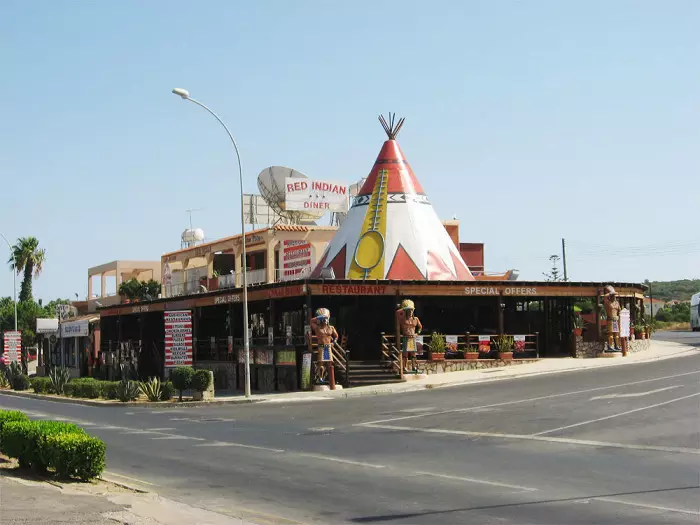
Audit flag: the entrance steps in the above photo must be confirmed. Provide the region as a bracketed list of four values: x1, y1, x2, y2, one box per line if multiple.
[348, 360, 402, 387]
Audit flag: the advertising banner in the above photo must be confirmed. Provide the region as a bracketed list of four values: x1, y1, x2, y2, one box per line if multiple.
[164, 310, 193, 367]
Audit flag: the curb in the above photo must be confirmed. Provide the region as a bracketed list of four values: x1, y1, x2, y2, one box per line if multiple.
[0, 390, 261, 408]
[100, 474, 150, 494]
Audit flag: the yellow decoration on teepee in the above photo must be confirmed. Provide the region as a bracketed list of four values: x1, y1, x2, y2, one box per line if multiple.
[349, 169, 389, 279]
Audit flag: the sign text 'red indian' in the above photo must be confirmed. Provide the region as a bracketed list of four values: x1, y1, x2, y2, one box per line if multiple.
[285, 178, 349, 212]
[321, 284, 387, 295]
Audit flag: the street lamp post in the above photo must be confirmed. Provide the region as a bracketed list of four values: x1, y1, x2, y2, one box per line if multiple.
[171, 88, 251, 398]
[0, 233, 18, 331]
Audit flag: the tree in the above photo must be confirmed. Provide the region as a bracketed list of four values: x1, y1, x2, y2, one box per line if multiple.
[8, 237, 46, 302]
[543, 254, 563, 282]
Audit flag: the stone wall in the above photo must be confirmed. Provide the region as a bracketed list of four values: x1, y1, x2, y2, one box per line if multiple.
[575, 336, 652, 358]
[414, 358, 539, 375]
[195, 361, 236, 391]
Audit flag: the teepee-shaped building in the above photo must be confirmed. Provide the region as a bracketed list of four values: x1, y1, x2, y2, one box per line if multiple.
[313, 114, 474, 281]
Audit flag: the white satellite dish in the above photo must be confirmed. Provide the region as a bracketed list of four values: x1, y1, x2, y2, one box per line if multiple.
[257, 166, 325, 223]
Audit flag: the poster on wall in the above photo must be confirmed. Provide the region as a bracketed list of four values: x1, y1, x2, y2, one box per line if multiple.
[284, 178, 349, 213]
[478, 335, 491, 352]
[620, 308, 630, 338]
[164, 311, 193, 368]
[280, 240, 315, 281]
[1, 331, 21, 365]
[415, 335, 424, 355]
[445, 335, 459, 352]
[514, 334, 526, 352]
[301, 352, 312, 390]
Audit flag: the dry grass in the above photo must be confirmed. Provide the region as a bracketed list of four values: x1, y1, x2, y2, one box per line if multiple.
[656, 322, 691, 331]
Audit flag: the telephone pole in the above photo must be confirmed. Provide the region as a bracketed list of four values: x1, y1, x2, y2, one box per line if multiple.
[561, 238, 568, 282]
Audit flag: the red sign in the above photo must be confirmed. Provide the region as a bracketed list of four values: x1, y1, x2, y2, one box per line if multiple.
[280, 240, 313, 281]
[320, 284, 388, 295]
[164, 311, 193, 367]
[2, 331, 21, 365]
[268, 284, 305, 299]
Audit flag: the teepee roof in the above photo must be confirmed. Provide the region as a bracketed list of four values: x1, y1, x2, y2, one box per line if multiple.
[313, 114, 474, 282]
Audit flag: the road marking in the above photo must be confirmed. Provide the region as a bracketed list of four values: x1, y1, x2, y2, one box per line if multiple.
[590, 385, 682, 400]
[399, 407, 436, 413]
[308, 427, 335, 432]
[595, 497, 700, 516]
[363, 423, 700, 455]
[298, 453, 386, 469]
[104, 471, 156, 486]
[414, 471, 538, 492]
[194, 442, 285, 453]
[151, 435, 205, 441]
[355, 371, 700, 426]
[95, 425, 128, 430]
[121, 430, 158, 435]
[534, 392, 700, 436]
[146, 427, 175, 431]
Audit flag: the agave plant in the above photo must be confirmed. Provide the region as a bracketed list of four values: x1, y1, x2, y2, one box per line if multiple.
[49, 367, 71, 395]
[139, 377, 163, 402]
[116, 379, 141, 402]
[0, 367, 9, 388]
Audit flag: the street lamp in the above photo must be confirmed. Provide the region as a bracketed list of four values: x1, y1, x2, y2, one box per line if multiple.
[171, 88, 251, 398]
[0, 233, 18, 331]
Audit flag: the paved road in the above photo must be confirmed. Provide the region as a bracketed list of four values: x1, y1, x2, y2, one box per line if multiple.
[2, 346, 699, 524]
[655, 330, 699, 348]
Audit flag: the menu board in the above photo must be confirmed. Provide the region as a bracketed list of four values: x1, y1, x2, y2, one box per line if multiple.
[2, 331, 21, 365]
[164, 311, 193, 367]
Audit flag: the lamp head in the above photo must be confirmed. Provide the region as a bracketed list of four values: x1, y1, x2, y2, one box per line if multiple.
[172, 88, 190, 99]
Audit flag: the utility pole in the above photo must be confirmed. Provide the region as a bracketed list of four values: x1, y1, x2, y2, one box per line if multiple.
[561, 238, 568, 282]
[648, 280, 653, 320]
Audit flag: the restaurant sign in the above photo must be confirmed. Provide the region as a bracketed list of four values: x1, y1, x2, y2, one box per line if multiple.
[320, 284, 388, 295]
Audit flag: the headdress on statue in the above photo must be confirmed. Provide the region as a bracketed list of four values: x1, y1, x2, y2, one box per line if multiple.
[400, 299, 415, 311]
[605, 285, 617, 296]
[316, 308, 330, 320]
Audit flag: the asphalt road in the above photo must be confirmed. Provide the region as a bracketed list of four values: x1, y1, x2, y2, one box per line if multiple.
[1, 340, 699, 525]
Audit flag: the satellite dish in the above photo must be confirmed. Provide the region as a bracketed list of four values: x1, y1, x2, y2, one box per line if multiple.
[257, 166, 325, 223]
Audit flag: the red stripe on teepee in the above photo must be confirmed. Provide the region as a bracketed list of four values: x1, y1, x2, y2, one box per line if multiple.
[327, 245, 347, 279]
[450, 251, 475, 281]
[427, 251, 456, 281]
[387, 245, 425, 280]
[357, 141, 425, 197]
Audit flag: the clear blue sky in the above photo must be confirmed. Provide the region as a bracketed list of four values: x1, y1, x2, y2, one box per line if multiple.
[1, 0, 698, 301]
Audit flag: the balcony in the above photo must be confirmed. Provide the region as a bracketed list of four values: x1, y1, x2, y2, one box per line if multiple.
[275, 267, 312, 282]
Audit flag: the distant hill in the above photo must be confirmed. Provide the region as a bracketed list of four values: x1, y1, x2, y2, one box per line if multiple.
[647, 279, 700, 302]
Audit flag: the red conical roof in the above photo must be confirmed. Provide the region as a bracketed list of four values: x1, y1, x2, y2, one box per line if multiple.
[357, 140, 425, 197]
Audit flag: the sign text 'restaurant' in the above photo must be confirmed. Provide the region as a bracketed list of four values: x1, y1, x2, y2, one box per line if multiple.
[321, 284, 387, 295]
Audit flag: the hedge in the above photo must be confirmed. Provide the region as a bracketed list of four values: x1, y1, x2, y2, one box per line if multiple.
[30, 377, 52, 394]
[68, 378, 102, 399]
[0, 414, 105, 480]
[191, 369, 212, 392]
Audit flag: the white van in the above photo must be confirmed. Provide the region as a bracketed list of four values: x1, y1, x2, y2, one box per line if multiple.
[691, 292, 700, 331]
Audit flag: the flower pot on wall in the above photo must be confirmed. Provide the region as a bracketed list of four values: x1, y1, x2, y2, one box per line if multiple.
[429, 352, 445, 361]
[465, 352, 479, 361]
[573, 328, 583, 337]
[497, 351, 513, 360]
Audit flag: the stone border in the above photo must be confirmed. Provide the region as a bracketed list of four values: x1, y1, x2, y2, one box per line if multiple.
[0, 389, 259, 408]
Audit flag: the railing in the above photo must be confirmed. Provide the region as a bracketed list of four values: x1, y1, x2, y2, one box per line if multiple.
[380, 333, 403, 379]
[237, 268, 267, 286]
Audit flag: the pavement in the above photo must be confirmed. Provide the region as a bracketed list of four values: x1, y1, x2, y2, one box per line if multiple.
[0, 333, 698, 524]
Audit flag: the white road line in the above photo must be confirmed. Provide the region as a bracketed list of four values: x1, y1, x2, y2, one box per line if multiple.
[399, 407, 436, 413]
[534, 392, 700, 436]
[194, 442, 285, 453]
[104, 471, 156, 486]
[146, 427, 176, 431]
[414, 471, 538, 492]
[95, 425, 128, 430]
[120, 430, 158, 435]
[308, 427, 335, 432]
[355, 371, 700, 426]
[151, 435, 205, 441]
[590, 385, 682, 400]
[298, 453, 386, 469]
[363, 423, 700, 455]
[595, 497, 700, 516]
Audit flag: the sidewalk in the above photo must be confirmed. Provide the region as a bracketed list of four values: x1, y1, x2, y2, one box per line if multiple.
[228, 338, 700, 403]
[0, 468, 255, 525]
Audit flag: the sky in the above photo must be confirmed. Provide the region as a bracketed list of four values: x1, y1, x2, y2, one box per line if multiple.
[1, 0, 698, 302]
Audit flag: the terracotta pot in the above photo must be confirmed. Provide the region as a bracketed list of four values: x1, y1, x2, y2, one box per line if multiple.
[465, 352, 479, 361]
[573, 328, 583, 337]
[497, 351, 513, 360]
[429, 352, 445, 361]
[123, 298, 131, 304]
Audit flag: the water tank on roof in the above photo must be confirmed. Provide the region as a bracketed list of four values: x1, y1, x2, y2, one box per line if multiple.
[181, 228, 205, 247]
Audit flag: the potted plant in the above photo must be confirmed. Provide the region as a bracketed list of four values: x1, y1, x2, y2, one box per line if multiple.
[209, 270, 220, 291]
[118, 278, 141, 304]
[465, 343, 479, 361]
[494, 334, 514, 360]
[573, 315, 584, 337]
[428, 332, 446, 361]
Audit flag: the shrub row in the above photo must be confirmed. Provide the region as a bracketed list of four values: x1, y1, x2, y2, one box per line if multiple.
[28, 375, 175, 402]
[0, 409, 105, 481]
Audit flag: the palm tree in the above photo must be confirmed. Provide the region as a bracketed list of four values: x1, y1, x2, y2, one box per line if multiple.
[8, 237, 46, 302]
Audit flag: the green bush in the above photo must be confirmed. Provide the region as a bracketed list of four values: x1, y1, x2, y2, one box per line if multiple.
[160, 381, 175, 401]
[30, 377, 52, 394]
[12, 374, 30, 391]
[43, 433, 106, 481]
[191, 369, 212, 392]
[0, 420, 84, 471]
[100, 381, 119, 400]
[139, 377, 163, 402]
[62, 382, 75, 397]
[170, 367, 194, 401]
[0, 410, 29, 434]
[69, 378, 102, 399]
[116, 379, 140, 402]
